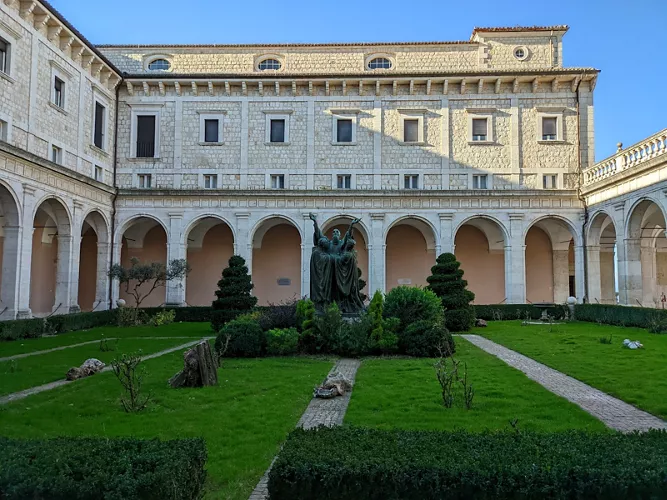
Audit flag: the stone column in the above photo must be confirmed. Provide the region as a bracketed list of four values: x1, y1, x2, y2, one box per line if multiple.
[165, 212, 186, 307]
[438, 213, 454, 254]
[67, 201, 84, 313]
[94, 241, 110, 310]
[574, 244, 585, 303]
[640, 245, 657, 307]
[301, 213, 312, 298]
[53, 234, 74, 314]
[505, 213, 525, 303]
[622, 238, 643, 306]
[369, 213, 386, 294]
[552, 249, 570, 303]
[110, 240, 122, 307]
[234, 212, 251, 273]
[586, 245, 601, 303]
[17, 185, 37, 319]
[0, 226, 21, 319]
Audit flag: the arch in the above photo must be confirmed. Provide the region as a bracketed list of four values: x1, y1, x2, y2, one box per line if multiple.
[0, 180, 21, 227]
[384, 215, 438, 250]
[32, 195, 72, 236]
[117, 214, 169, 250]
[585, 210, 618, 305]
[250, 214, 303, 249]
[586, 209, 616, 246]
[625, 197, 667, 240]
[385, 216, 437, 291]
[183, 213, 237, 248]
[454, 215, 508, 304]
[321, 214, 370, 249]
[81, 209, 110, 243]
[0, 182, 21, 318]
[77, 210, 111, 312]
[524, 214, 581, 249]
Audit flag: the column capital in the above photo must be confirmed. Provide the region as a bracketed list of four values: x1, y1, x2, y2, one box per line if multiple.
[613, 201, 625, 212]
[168, 212, 184, 219]
[370, 213, 385, 221]
[508, 213, 524, 221]
[73, 200, 85, 211]
[235, 212, 250, 220]
[438, 212, 454, 221]
[22, 183, 37, 196]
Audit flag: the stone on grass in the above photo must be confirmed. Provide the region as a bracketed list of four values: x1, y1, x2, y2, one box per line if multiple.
[169, 340, 218, 388]
[66, 358, 105, 380]
[314, 371, 353, 398]
[475, 318, 488, 327]
[623, 339, 643, 349]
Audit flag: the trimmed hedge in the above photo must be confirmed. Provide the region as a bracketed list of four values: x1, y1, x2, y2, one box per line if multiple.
[269, 426, 667, 500]
[574, 303, 667, 329]
[0, 436, 207, 499]
[474, 303, 567, 321]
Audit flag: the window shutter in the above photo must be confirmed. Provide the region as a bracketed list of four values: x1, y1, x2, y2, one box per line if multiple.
[204, 119, 219, 142]
[472, 118, 487, 137]
[543, 117, 557, 137]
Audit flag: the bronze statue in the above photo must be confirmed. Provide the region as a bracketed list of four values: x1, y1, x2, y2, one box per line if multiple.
[309, 213, 364, 313]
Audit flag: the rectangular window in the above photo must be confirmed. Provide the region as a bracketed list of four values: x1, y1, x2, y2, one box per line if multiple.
[94, 165, 103, 182]
[51, 145, 62, 164]
[542, 117, 558, 141]
[543, 174, 557, 189]
[337, 174, 351, 189]
[0, 38, 8, 74]
[138, 174, 152, 189]
[136, 115, 156, 158]
[93, 102, 105, 149]
[204, 174, 218, 189]
[270, 119, 285, 143]
[53, 76, 64, 108]
[403, 119, 419, 143]
[404, 174, 419, 189]
[0, 119, 7, 141]
[270, 174, 285, 189]
[472, 118, 487, 141]
[204, 119, 219, 143]
[336, 119, 353, 143]
[473, 174, 488, 189]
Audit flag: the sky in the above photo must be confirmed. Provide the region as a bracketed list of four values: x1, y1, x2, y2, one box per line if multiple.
[53, 0, 666, 161]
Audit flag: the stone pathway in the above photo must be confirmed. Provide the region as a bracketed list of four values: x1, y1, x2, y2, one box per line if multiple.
[248, 358, 361, 500]
[0, 337, 202, 363]
[461, 334, 667, 433]
[0, 338, 213, 405]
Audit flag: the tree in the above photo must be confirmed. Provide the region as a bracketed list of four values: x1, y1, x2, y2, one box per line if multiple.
[357, 268, 368, 303]
[211, 255, 257, 331]
[426, 253, 475, 332]
[109, 257, 190, 310]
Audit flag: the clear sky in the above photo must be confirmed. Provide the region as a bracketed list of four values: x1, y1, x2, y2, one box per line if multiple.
[53, 0, 666, 161]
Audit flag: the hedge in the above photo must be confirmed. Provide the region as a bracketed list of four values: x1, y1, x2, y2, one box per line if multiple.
[474, 303, 567, 321]
[0, 436, 207, 499]
[268, 426, 667, 500]
[574, 303, 667, 329]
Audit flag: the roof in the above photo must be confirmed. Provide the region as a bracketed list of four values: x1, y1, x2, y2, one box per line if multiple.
[471, 25, 569, 37]
[97, 40, 475, 49]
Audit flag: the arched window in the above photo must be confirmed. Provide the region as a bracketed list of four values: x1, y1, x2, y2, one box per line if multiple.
[258, 58, 281, 71]
[148, 59, 171, 71]
[367, 57, 392, 70]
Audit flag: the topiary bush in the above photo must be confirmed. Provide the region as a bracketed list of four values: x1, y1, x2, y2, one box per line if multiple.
[384, 286, 444, 334]
[266, 327, 299, 356]
[215, 318, 265, 357]
[367, 290, 398, 354]
[400, 319, 454, 357]
[309, 302, 343, 354]
[427, 253, 475, 332]
[211, 255, 257, 332]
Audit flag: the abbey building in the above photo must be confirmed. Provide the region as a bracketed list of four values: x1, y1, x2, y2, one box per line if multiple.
[0, 0, 665, 318]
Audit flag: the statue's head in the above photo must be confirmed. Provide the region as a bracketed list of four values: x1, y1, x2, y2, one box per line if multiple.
[318, 237, 329, 250]
[332, 229, 341, 243]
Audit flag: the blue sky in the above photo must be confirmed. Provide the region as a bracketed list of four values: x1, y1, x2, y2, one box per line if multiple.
[55, 0, 666, 161]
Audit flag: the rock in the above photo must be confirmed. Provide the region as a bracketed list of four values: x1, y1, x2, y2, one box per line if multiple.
[475, 318, 488, 327]
[66, 358, 105, 380]
[169, 341, 218, 388]
[623, 339, 643, 349]
[314, 371, 353, 398]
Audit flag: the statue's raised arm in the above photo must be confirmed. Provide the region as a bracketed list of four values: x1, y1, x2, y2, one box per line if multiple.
[309, 212, 324, 245]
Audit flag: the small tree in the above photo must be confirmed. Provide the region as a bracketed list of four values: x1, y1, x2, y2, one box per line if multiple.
[426, 253, 475, 332]
[367, 290, 398, 354]
[109, 257, 190, 310]
[111, 352, 150, 413]
[211, 255, 257, 331]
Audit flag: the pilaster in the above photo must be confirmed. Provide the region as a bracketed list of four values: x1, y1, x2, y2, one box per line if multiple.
[369, 212, 386, 294]
[438, 212, 454, 254]
[165, 212, 186, 306]
[506, 213, 525, 303]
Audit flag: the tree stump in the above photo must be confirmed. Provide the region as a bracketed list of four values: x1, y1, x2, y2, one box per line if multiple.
[168, 341, 219, 388]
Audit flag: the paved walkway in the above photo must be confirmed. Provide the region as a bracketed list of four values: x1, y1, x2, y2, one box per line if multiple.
[461, 334, 667, 433]
[0, 338, 213, 405]
[249, 358, 361, 500]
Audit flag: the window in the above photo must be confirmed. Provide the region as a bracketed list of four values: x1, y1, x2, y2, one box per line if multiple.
[543, 174, 557, 189]
[94, 165, 103, 182]
[258, 58, 281, 71]
[0, 38, 9, 75]
[204, 119, 219, 143]
[270, 174, 285, 189]
[93, 102, 106, 150]
[204, 174, 218, 189]
[336, 119, 353, 143]
[51, 145, 62, 164]
[403, 119, 419, 143]
[404, 174, 419, 189]
[542, 117, 558, 141]
[136, 115, 156, 157]
[0, 119, 7, 141]
[514, 46, 528, 61]
[138, 174, 152, 188]
[53, 76, 64, 108]
[473, 174, 488, 189]
[270, 119, 285, 143]
[472, 118, 488, 141]
[367, 57, 392, 70]
[148, 58, 170, 71]
[337, 174, 351, 189]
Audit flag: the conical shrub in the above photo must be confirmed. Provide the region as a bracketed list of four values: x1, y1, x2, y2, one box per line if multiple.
[211, 255, 257, 331]
[427, 253, 475, 332]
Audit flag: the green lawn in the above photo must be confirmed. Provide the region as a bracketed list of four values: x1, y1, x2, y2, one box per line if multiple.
[477, 320, 667, 419]
[0, 352, 332, 499]
[0, 322, 212, 358]
[345, 338, 607, 432]
[0, 337, 199, 396]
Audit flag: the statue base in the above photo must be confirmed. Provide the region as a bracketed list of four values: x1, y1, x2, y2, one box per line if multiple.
[342, 312, 362, 323]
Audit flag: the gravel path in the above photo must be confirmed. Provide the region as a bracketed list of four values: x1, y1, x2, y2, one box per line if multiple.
[461, 334, 667, 433]
[248, 358, 361, 500]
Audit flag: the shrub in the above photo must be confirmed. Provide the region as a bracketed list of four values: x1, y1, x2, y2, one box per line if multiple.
[46, 310, 117, 333]
[216, 318, 265, 357]
[333, 315, 371, 357]
[0, 436, 207, 499]
[268, 427, 667, 500]
[427, 253, 475, 332]
[266, 327, 299, 356]
[111, 352, 151, 413]
[575, 303, 667, 329]
[384, 286, 444, 334]
[296, 298, 315, 332]
[400, 319, 455, 357]
[0, 318, 46, 341]
[474, 304, 567, 321]
[310, 302, 343, 354]
[150, 309, 176, 326]
[211, 255, 257, 332]
[257, 298, 298, 331]
[367, 290, 398, 354]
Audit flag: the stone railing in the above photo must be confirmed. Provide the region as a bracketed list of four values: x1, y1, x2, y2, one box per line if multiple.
[583, 129, 667, 188]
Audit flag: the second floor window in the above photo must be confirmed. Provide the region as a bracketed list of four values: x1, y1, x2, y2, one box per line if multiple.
[403, 119, 419, 143]
[51, 145, 62, 164]
[472, 118, 488, 141]
[53, 77, 64, 108]
[94, 165, 103, 181]
[93, 102, 106, 149]
[136, 115, 156, 157]
[0, 38, 9, 74]
[0, 119, 7, 141]
[271, 174, 285, 189]
[336, 119, 353, 143]
[138, 174, 152, 188]
[337, 174, 351, 189]
[270, 119, 285, 143]
[204, 174, 218, 189]
[543, 174, 557, 189]
[473, 174, 488, 189]
[404, 174, 419, 189]
[204, 119, 219, 143]
[542, 117, 557, 141]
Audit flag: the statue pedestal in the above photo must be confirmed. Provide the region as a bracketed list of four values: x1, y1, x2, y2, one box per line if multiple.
[342, 312, 362, 323]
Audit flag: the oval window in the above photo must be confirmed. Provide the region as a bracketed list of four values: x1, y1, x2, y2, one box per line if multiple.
[258, 58, 281, 71]
[148, 58, 171, 71]
[368, 57, 392, 70]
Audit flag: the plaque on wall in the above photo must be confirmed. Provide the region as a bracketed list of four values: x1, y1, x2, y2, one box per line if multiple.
[397, 279, 412, 285]
[277, 278, 291, 286]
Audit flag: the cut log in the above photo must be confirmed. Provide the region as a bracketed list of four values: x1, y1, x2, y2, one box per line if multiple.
[168, 341, 219, 388]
